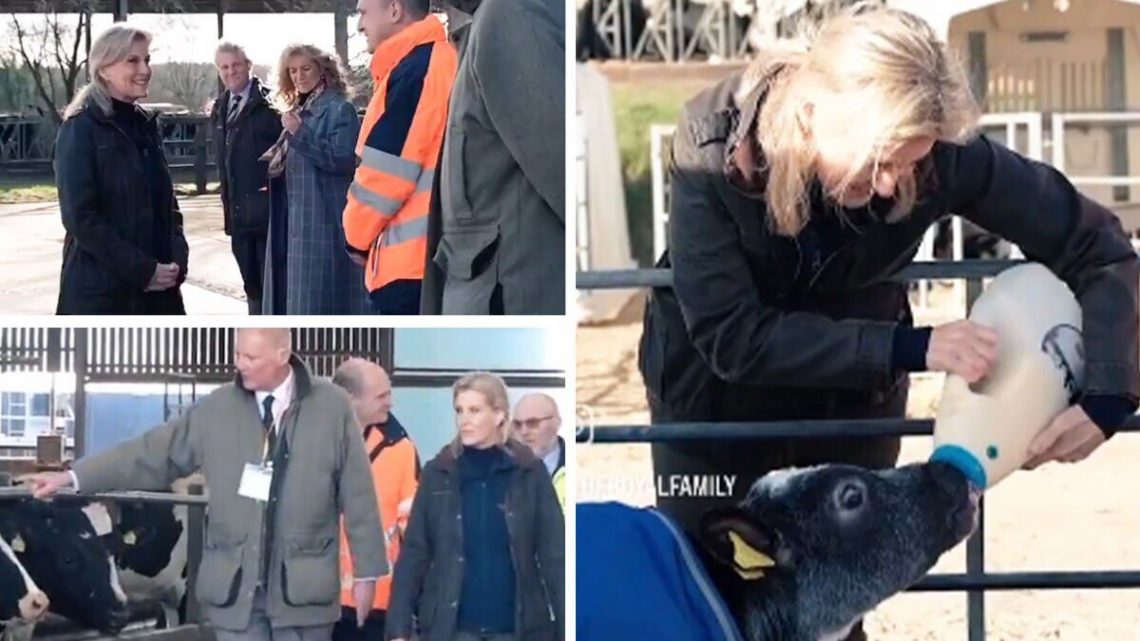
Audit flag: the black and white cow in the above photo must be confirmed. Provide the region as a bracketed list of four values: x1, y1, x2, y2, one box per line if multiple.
[0, 531, 49, 626]
[0, 500, 131, 635]
[578, 461, 980, 641]
[84, 500, 190, 628]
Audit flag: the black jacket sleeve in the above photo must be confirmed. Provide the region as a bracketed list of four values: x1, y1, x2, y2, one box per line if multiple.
[668, 118, 899, 391]
[55, 116, 157, 290]
[534, 469, 565, 640]
[941, 135, 1139, 403]
[384, 464, 434, 641]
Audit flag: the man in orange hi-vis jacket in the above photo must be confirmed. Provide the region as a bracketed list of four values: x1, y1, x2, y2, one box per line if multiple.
[343, 0, 457, 315]
[332, 358, 421, 641]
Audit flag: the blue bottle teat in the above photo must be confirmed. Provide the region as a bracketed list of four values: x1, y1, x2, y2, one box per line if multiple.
[929, 445, 988, 490]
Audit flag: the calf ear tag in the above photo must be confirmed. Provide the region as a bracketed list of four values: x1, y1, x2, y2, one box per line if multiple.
[728, 530, 775, 580]
[123, 530, 138, 546]
[11, 534, 26, 553]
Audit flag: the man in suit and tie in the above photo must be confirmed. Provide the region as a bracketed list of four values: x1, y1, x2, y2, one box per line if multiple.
[212, 42, 282, 315]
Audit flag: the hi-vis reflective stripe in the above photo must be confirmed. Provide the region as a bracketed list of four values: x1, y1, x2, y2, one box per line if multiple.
[361, 147, 422, 184]
[415, 169, 434, 193]
[380, 216, 428, 247]
[349, 183, 401, 218]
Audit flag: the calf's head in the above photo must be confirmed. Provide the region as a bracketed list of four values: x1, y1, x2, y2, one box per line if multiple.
[0, 501, 130, 634]
[0, 532, 49, 624]
[698, 461, 979, 641]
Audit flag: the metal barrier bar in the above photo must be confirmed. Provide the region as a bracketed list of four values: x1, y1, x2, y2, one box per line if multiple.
[912, 571, 1140, 591]
[0, 487, 208, 504]
[577, 416, 1140, 442]
[964, 277, 984, 641]
[185, 484, 205, 625]
[576, 259, 1025, 290]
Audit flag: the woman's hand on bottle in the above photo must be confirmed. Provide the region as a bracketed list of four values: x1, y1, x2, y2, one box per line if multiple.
[926, 320, 999, 383]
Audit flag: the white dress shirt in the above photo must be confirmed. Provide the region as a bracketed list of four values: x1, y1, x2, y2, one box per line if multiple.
[256, 370, 294, 435]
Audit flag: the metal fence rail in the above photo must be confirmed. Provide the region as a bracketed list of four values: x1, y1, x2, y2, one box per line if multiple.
[575, 258, 1140, 640]
[578, 415, 1140, 442]
[577, 258, 1024, 289]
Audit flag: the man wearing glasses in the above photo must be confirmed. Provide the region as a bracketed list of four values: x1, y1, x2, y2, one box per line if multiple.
[512, 393, 565, 509]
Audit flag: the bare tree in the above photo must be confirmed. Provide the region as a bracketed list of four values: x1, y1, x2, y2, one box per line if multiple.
[8, 0, 91, 124]
[153, 62, 217, 112]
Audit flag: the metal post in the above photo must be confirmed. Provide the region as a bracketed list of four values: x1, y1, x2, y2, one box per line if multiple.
[185, 482, 205, 625]
[194, 119, 208, 194]
[334, 0, 350, 70]
[965, 276, 986, 641]
[73, 328, 88, 459]
[84, 5, 93, 82]
[113, 0, 129, 22]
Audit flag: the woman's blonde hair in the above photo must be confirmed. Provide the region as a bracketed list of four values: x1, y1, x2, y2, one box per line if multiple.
[273, 44, 352, 111]
[64, 24, 153, 121]
[740, 4, 980, 236]
[449, 372, 512, 456]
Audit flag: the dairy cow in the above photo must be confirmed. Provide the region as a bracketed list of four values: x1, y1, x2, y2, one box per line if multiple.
[0, 532, 49, 625]
[0, 501, 130, 635]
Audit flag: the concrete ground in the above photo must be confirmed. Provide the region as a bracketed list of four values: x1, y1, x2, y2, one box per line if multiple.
[0, 196, 246, 315]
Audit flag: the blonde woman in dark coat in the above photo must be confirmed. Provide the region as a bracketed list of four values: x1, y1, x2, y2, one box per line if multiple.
[387, 372, 564, 641]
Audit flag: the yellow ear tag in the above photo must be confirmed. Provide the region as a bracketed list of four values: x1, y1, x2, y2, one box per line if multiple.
[123, 530, 138, 546]
[728, 530, 775, 580]
[11, 534, 26, 553]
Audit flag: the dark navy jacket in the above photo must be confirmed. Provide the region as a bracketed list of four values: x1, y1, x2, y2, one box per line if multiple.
[577, 502, 744, 641]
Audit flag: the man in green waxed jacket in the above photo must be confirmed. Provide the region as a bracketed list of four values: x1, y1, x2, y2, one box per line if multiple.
[28, 328, 388, 640]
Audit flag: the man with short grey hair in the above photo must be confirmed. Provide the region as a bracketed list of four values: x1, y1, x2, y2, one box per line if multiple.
[330, 358, 421, 641]
[28, 328, 387, 640]
[212, 43, 281, 315]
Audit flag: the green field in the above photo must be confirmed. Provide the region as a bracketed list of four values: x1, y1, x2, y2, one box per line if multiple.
[610, 79, 710, 266]
[0, 183, 57, 204]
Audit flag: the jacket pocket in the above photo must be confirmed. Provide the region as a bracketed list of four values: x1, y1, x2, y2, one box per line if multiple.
[434, 227, 501, 313]
[195, 531, 246, 607]
[281, 536, 338, 607]
[236, 191, 271, 231]
[434, 227, 499, 280]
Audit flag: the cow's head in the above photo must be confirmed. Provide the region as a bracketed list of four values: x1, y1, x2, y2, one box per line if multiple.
[0, 531, 49, 624]
[0, 501, 130, 635]
[698, 461, 979, 641]
[99, 501, 184, 578]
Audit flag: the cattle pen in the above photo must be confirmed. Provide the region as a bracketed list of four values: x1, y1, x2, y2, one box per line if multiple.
[575, 257, 1140, 641]
[0, 486, 212, 641]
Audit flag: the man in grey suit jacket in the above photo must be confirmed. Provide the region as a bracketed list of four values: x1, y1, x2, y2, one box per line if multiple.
[421, 0, 565, 315]
[28, 328, 387, 640]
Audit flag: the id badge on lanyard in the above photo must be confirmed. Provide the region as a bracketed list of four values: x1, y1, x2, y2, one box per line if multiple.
[238, 431, 275, 502]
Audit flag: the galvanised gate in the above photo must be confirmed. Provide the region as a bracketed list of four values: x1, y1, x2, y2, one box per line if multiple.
[575, 258, 1140, 641]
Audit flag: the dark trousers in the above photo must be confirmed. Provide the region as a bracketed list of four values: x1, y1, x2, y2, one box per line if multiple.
[647, 384, 906, 641]
[370, 279, 422, 315]
[332, 607, 385, 641]
[231, 231, 268, 315]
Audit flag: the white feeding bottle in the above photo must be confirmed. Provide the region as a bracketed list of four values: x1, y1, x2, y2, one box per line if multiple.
[929, 263, 1085, 491]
